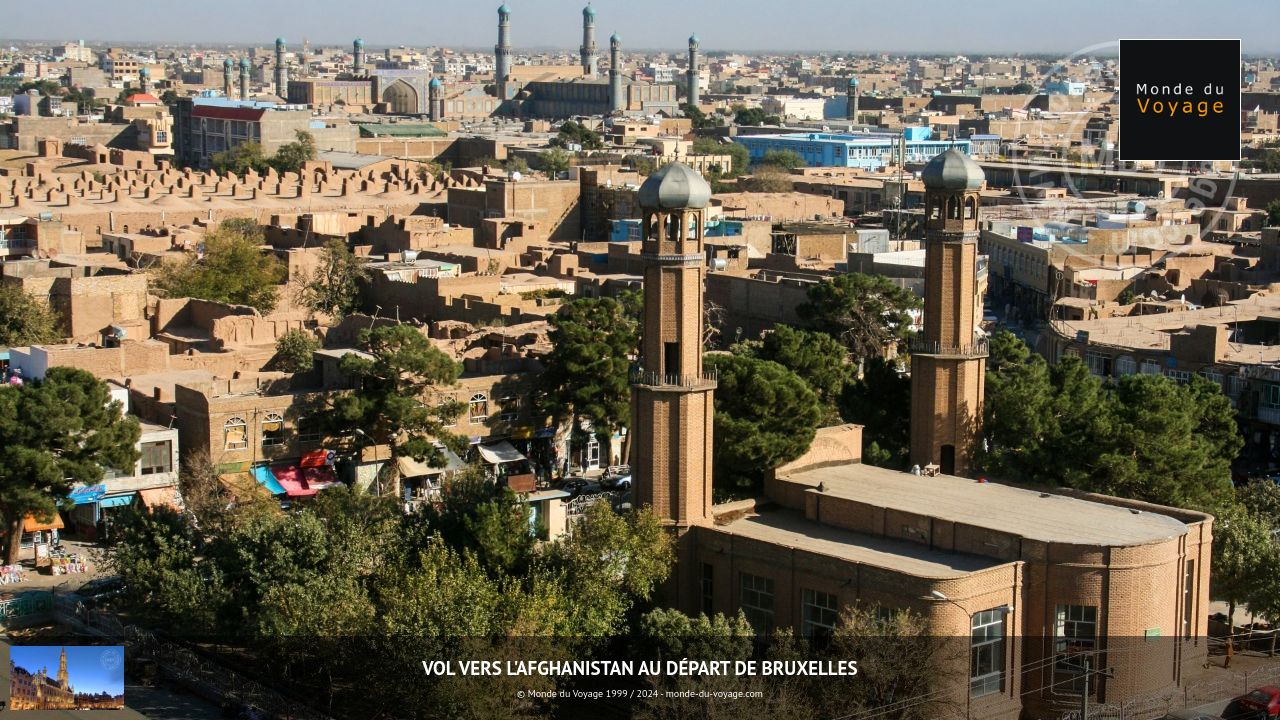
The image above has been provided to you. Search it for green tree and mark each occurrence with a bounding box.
[737,325,851,417]
[503,156,530,174]
[693,137,749,176]
[17,80,62,96]
[741,166,794,192]
[1094,374,1238,510]
[270,129,317,174]
[733,107,779,126]
[980,331,1240,511]
[682,104,722,129]
[538,297,639,466]
[0,283,61,346]
[1250,150,1280,174]
[538,147,572,176]
[1009,82,1036,94]
[273,328,320,373]
[550,120,604,150]
[1265,199,1280,227]
[797,272,922,360]
[0,367,140,563]
[705,354,821,491]
[628,155,657,176]
[1211,504,1278,628]
[328,325,463,483]
[297,238,368,319]
[1238,480,1280,527]
[759,149,804,170]
[840,357,911,468]
[211,140,271,176]
[153,220,287,313]
[109,506,226,629]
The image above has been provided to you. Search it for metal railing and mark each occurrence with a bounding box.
[909,338,990,357]
[630,368,718,388]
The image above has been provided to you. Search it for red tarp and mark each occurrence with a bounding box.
[271,465,340,498]
[299,450,329,468]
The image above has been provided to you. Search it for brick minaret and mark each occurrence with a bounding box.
[909,148,987,476]
[494,4,512,101]
[632,162,716,608]
[580,4,597,78]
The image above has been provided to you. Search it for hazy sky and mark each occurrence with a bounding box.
[4,0,1276,53]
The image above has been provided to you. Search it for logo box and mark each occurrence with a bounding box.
[1119,39,1241,161]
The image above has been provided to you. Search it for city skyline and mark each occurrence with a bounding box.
[9,646,124,697]
[2,0,1276,54]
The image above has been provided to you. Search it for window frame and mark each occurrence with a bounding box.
[739,572,775,634]
[970,607,1007,697]
[139,440,173,476]
[223,416,248,450]
[260,412,286,448]
[468,393,490,424]
[801,588,839,638]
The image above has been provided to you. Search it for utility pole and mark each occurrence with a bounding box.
[1080,656,1089,720]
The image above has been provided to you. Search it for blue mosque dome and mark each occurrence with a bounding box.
[611,32,621,43]
[429,77,442,89]
[583,4,595,18]
[240,58,250,69]
[848,76,859,87]
[689,33,699,44]
[276,37,285,46]
[224,58,233,69]
[498,4,511,16]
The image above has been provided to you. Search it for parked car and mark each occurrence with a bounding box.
[1231,687,1280,720]
[601,465,632,490]
[562,478,602,498]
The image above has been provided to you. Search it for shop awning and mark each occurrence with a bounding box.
[68,484,107,505]
[476,441,526,465]
[271,465,341,497]
[137,487,184,512]
[99,494,135,508]
[395,447,466,478]
[23,514,65,532]
[252,465,287,495]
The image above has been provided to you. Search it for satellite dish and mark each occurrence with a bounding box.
[510,171,522,182]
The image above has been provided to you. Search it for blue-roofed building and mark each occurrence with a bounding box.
[732,127,971,171]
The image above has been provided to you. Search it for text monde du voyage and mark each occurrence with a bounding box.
[421,659,860,677]
[1132,82,1228,118]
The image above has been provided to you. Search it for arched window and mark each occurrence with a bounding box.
[965,197,978,220]
[223,416,248,450]
[946,197,958,220]
[261,413,285,448]
[469,393,490,424]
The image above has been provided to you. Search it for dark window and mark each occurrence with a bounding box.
[664,342,680,377]
[740,573,774,633]
[140,440,172,475]
[970,607,1006,697]
[940,444,956,475]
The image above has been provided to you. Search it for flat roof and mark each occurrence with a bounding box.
[716,509,1001,578]
[780,463,1189,546]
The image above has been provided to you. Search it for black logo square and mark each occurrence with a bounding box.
[1119,39,1240,161]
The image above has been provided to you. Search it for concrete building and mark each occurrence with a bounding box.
[172,98,358,168]
[733,128,971,171]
